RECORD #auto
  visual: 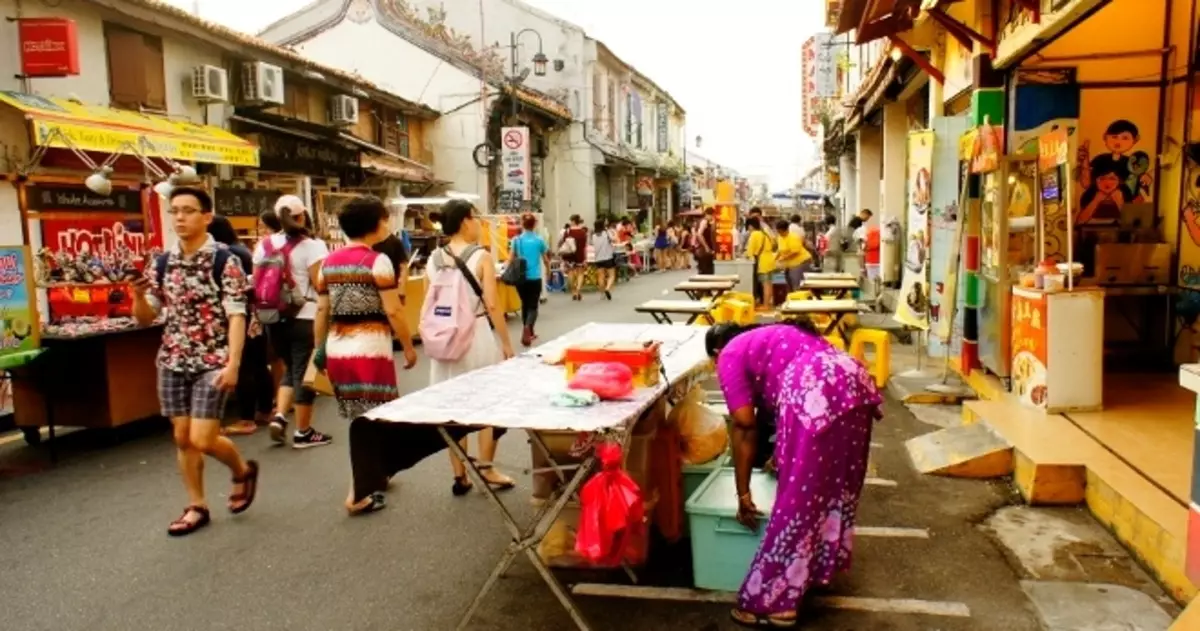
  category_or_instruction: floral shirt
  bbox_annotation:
[144,235,249,373]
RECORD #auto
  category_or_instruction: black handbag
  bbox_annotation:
[500,238,527,285]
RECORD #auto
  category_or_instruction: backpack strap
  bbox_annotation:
[441,246,494,330]
[211,246,231,304]
[154,252,170,289]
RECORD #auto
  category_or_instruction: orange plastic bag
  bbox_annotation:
[575,443,646,566]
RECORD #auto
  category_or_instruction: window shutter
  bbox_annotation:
[105,26,147,109]
[142,35,166,110]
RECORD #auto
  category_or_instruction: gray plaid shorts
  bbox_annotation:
[158,368,229,420]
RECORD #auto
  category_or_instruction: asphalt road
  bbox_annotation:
[0,269,1043,631]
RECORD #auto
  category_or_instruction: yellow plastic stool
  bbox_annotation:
[824,334,846,351]
[849,329,891,388]
[786,290,814,302]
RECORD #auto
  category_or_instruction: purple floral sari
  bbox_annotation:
[715,324,883,615]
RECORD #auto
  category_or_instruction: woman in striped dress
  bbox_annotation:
[313,196,418,514]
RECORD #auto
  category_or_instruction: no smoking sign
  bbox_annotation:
[503,129,524,149]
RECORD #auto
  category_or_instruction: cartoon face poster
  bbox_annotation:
[1076,118,1154,226]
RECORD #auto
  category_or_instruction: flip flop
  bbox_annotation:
[348,492,387,516]
[730,609,797,629]
[228,460,260,514]
[469,457,515,492]
[167,505,211,537]
[222,421,258,436]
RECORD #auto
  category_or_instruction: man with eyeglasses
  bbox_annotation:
[131,186,259,537]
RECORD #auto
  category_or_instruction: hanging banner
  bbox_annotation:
[813,33,837,98]
[500,126,531,202]
[928,116,971,358]
[895,130,935,329]
[801,36,822,137]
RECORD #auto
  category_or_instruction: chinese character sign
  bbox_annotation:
[1011,289,1048,408]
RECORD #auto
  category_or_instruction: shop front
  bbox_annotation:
[0,90,258,445]
[919,0,1200,604]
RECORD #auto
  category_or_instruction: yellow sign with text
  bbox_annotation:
[0,91,258,167]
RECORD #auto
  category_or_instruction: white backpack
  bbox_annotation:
[419,246,487,362]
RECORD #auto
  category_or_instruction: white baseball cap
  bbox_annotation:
[274,194,307,218]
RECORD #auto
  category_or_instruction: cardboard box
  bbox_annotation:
[1093,243,1172,284]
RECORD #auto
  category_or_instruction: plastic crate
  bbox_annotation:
[682,453,730,503]
[685,468,777,592]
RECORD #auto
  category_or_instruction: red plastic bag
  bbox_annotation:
[575,443,646,566]
[568,362,635,400]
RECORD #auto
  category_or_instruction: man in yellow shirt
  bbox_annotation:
[744,216,778,309]
[774,219,813,290]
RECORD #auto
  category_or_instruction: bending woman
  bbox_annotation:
[706,322,883,628]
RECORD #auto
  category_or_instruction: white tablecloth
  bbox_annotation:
[360,323,711,433]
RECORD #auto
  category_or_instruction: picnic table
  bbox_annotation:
[689,274,741,284]
[799,278,859,299]
[357,323,711,631]
[635,299,714,325]
[803,272,855,281]
[779,299,862,338]
[674,280,736,301]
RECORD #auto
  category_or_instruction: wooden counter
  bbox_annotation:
[13,325,162,430]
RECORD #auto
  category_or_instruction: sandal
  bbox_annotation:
[222,421,258,436]
[167,505,211,537]
[451,474,473,497]
[470,457,515,492]
[730,609,797,629]
[347,492,387,516]
[228,460,260,514]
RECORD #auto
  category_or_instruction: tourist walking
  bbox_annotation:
[591,218,616,300]
[509,212,550,346]
[560,214,588,300]
[207,215,273,436]
[745,216,778,310]
[694,207,716,275]
[309,196,418,515]
[420,199,518,494]
[705,322,882,627]
[131,187,259,536]
[256,195,332,449]
[653,223,670,271]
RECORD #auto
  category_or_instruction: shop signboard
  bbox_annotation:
[1011,289,1048,408]
[895,130,935,329]
[40,218,147,256]
[242,129,358,175]
[1038,128,1069,171]
[801,36,822,137]
[813,33,837,98]
[214,187,282,218]
[17,18,80,78]
[25,184,141,214]
[500,126,531,202]
[656,103,669,153]
[825,0,842,27]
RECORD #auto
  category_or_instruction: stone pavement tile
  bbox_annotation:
[1022,581,1175,630]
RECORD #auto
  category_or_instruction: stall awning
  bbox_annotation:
[338,133,435,182]
[0,91,259,167]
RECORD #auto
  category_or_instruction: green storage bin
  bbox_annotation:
[682,453,729,502]
[685,467,778,592]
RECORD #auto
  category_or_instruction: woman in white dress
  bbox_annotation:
[426,199,518,494]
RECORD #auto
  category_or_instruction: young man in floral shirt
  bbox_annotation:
[132,187,260,537]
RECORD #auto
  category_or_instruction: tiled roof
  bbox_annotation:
[99,0,439,118]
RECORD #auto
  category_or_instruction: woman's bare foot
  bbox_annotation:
[481,468,515,491]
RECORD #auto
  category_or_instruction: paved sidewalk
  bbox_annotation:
[0,270,1043,630]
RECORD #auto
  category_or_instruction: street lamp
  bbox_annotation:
[510,28,559,81]
[532,52,549,77]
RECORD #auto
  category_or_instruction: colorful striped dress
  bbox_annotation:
[314,244,399,419]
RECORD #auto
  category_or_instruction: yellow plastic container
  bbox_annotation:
[849,328,891,387]
[724,299,755,325]
[787,290,814,302]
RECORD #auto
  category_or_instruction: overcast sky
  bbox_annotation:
[172,0,824,188]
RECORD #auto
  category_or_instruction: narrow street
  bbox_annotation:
[0,270,1049,631]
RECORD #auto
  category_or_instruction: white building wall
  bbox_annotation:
[288,16,493,212]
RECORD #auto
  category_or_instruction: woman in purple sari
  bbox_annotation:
[706,322,883,628]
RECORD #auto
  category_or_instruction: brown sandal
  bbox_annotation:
[228,460,260,514]
[167,505,211,537]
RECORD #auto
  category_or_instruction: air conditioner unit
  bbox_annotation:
[191,65,229,102]
[242,61,285,105]
[329,95,359,126]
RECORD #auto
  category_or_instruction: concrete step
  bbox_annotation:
[905,422,1013,478]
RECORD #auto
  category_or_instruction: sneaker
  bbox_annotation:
[292,428,332,449]
[268,415,288,445]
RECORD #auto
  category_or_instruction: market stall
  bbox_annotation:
[356,323,712,631]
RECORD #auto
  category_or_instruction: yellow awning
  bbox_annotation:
[0,91,259,167]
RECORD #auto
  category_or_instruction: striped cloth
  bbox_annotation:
[315,244,399,419]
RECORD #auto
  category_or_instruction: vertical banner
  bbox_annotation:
[801,36,821,137]
[894,130,935,329]
[813,33,836,98]
[928,115,971,358]
[500,126,531,202]
[1011,289,1048,408]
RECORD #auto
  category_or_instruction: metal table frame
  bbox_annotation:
[799,281,858,300]
[674,281,735,301]
[780,301,862,342]
[636,305,713,325]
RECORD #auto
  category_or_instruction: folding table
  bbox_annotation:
[359,323,710,631]
[779,299,862,339]
[689,274,741,284]
[803,272,855,281]
[635,299,714,325]
[799,278,859,299]
[674,280,736,301]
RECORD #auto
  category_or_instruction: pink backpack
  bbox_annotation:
[420,245,490,362]
[253,236,305,324]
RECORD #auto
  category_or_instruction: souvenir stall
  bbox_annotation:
[0,91,258,444]
[712,181,754,290]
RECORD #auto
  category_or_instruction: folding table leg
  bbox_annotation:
[440,427,596,631]
[651,312,672,325]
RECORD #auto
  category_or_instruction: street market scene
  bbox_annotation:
[1,0,1200,629]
